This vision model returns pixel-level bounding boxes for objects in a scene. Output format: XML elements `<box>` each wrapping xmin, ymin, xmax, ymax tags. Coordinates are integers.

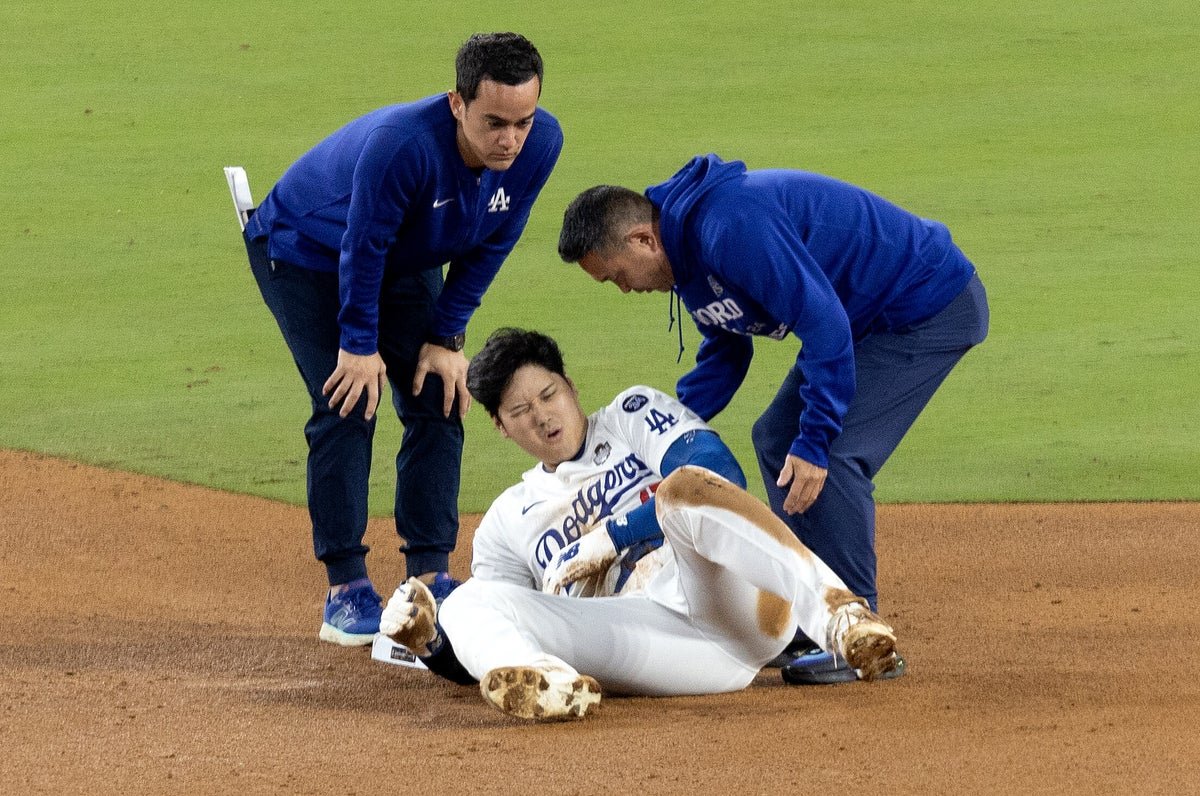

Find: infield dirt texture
<box><xmin>4</xmin><ymin>3</ymin><xmax>1198</xmax><ymax>793</ymax></box>
<box><xmin>3</xmin><ymin>449</ymin><xmax>1197</xmax><ymax>794</ymax></box>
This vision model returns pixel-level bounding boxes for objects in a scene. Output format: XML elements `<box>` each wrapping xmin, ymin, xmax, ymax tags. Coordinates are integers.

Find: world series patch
<box><xmin>622</xmin><ymin>394</ymin><xmax>649</xmax><ymax>412</ymax></box>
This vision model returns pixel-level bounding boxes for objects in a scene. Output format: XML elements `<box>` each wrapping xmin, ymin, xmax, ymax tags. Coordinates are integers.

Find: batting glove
<box><xmin>542</xmin><ymin>528</ymin><xmax>618</xmax><ymax>596</ymax></box>
<box><xmin>379</xmin><ymin>576</ymin><xmax>440</xmax><ymax>656</ymax></box>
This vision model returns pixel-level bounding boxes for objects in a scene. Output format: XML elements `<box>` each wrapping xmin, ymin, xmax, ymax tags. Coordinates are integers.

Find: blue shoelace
<box><xmin>337</xmin><ymin>585</ymin><xmax>381</xmax><ymax>618</ymax></box>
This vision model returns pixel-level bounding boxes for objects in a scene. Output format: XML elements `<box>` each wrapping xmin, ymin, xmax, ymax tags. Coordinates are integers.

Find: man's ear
<box><xmin>493</xmin><ymin>415</ymin><xmax>509</xmax><ymax>438</ymax></box>
<box><xmin>626</xmin><ymin>222</ymin><xmax>659</xmax><ymax>252</ymax></box>
<box><xmin>447</xmin><ymin>90</ymin><xmax>465</xmax><ymax>121</ymax></box>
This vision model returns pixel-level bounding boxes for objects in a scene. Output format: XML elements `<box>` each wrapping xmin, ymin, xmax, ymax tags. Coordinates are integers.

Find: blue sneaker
<box><xmin>781</xmin><ymin>647</ymin><xmax>907</xmax><ymax>685</ymax></box>
<box><xmin>426</xmin><ymin>571</ymin><xmax>461</xmax><ymax>603</ymax></box>
<box><xmin>319</xmin><ymin>578</ymin><xmax>383</xmax><ymax>647</ymax></box>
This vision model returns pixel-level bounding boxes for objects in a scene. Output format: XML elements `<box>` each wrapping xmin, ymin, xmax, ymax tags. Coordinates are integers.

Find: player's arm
<box><xmin>611</xmin><ymin>388</ymin><xmax>747</xmax><ymax>547</ymax></box>
<box><xmin>715</xmin><ymin>209</ymin><xmax>855</xmax><ymax>512</ymax></box>
<box><xmin>543</xmin><ymin>389</ymin><xmax>747</xmax><ymax>594</ymax></box>
<box><xmin>605</xmin><ymin>429</ymin><xmax>745</xmax><ymax>550</ymax></box>
<box><xmin>675</xmin><ymin>327</ymin><xmax>754</xmax><ymax>422</ymax></box>
<box><xmin>324</xmin><ymin>128</ymin><xmax>419</xmax><ymax>419</ymax></box>
<box><xmin>542</xmin><ymin>431</ymin><xmax>745</xmax><ymax>594</ymax></box>
<box><xmin>419</xmin><ymin>122</ymin><xmax>564</xmax><ymax>417</ymax></box>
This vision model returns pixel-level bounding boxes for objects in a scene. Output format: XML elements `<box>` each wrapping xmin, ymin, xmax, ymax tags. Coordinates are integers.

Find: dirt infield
<box><xmin>2</xmin><ymin>449</ymin><xmax>1197</xmax><ymax>794</ymax></box>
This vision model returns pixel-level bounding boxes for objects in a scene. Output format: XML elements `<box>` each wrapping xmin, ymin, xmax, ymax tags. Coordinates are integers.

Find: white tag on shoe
<box><xmin>370</xmin><ymin>634</ymin><xmax>428</xmax><ymax>669</ymax></box>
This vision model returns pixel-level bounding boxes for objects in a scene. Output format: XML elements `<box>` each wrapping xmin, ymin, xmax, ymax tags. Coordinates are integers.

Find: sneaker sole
<box><xmin>318</xmin><ymin>623</ymin><xmax>376</xmax><ymax>647</ymax></box>
<box><xmin>782</xmin><ymin>652</ymin><xmax>907</xmax><ymax>685</ymax></box>
<box><xmin>481</xmin><ymin>667</ymin><xmax>602</xmax><ymax>721</ymax></box>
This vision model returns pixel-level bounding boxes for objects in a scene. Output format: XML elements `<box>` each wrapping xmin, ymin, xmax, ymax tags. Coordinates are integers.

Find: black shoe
<box><xmin>781</xmin><ymin>647</ymin><xmax>907</xmax><ymax>685</ymax></box>
<box><xmin>763</xmin><ymin>629</ymin><xmax>820</xmax><ymax>668</ymax></box>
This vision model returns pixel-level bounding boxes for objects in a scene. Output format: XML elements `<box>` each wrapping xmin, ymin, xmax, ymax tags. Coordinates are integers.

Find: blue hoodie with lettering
<box><xmin>646</xmin><ymin>154</ymin><xmax>974</xmax><ymax>468</ymax></box>
<box><xmin>246</xmin><ymin>94</ymin><xmax>563</xmax><ymax>355</ymax></box>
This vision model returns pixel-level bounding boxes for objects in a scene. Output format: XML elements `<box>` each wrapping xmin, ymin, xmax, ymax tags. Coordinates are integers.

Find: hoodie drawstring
<box><xmin>668</xmin><ymin>290</ymin><xmax>685</xmax><ymax>364</ymax></box>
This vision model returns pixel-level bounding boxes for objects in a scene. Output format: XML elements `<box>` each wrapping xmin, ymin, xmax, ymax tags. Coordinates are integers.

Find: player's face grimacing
<box><xmin>494</xmin><ymin>364</ymin><xmax>588</xmax><ymax>471</ymax></box>
<box><xmin>450</xmin><ymin>77</ymin><xmax>541</xmax><ymax>171</ymax></box>
<box><xmin>578</xmin><ymin>232</ymin><xmax>675</xmax><ymax>294</ymax></box>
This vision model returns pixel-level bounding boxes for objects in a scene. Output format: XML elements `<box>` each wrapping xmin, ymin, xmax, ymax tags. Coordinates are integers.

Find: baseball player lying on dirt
<box><xmin>380</xmin><ymin>328</ymin><xmax>899</xmax><ymax>721</ymax></box>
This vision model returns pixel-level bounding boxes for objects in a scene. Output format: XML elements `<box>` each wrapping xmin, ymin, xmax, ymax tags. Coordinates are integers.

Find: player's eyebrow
<box><xmin>503</xmin><ymin>380</ymin><xmax>557</xmax><ymax>415</ymax></box>
<box><xmin>485</xmin><ymin>111</ymin><xmax>536</xmax><ymax>125</ymax></box>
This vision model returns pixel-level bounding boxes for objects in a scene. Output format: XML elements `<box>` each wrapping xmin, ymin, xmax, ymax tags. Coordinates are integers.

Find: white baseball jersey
<box><xmin>470</xmin><ymin>385</ymin><xmax>708</xmax><ymax>596</ymax></box>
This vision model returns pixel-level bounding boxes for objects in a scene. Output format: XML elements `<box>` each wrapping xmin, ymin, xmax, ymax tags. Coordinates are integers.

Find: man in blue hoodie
<box><xmin>242</xmin><ymin>33</ymin><xmax>563</xmax><ymax>646</ymax></box>
<box><xmin>558</xmin><ymin>155</ymin><xmax>987</xmax><ymax>682</ymax></box>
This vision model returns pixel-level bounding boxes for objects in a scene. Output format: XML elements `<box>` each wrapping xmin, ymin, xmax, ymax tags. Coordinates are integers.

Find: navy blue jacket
<box><xmin>647</xmin><ymin>155</ymin><xmax>974</xmax><ymax>468</ymax></box>
<box><xmin>246</xmin><ymin>94</ymin><xmax>563</xmax><ymax>354</ymax></box>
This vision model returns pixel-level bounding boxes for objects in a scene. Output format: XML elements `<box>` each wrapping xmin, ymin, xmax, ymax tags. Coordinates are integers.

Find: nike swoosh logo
<box><xmin>521</xmin><ymin>500</ymin><xmax>546</xmax><ymax>515</ymax></box>
<box><xmin>433</xmin><ymin>198</ymin><xmax>455</xmax><ymax>208</ymax></box>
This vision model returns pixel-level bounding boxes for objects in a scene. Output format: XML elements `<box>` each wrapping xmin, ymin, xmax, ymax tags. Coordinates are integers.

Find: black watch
<box><xmin>427</xmin><ymin>332</ymin><xmax>466</xmax><ymax>352</ymax></box>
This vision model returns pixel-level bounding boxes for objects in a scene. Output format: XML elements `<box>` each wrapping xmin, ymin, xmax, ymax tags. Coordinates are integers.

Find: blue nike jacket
<box><xmin>646</xmin><ymin>154</ymin><xmax>975</xmax><ymax>469</ymax></box>
<box><xmin>245</xmin><ymin>94</ymin><xmax>563</xmax><ymax>354</ymax></box>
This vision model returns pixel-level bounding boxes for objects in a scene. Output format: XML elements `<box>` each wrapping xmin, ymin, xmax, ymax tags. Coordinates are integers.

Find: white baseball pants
<box><xmin>438</xmin><ymin>466</ymin><xmax>865</xmax><ymax>696</ymax></box>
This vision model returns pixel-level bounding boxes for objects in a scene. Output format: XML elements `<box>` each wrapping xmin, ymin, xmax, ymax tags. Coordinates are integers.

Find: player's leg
<box><xmin>652</xmin><ymin>466</ymin><xmax>896</xmax><ymax>679</ymax></box>
<box><xmin>752</xmin><ymin>275</ymin><xmax>989</xmax><ymax>610</ymax></box>
<box><xmin>776</xmin><ymin>276</ymin><xmax>988</xmax><ymax>681</ymax></box>
<box><xmin>438</xmin><ymin>579</ymin><xmax>765</xmax><ymax>707</ymax></box>
<box><xmin>809</xmin><ymin>271</ymin><xmax>990</xmax><ymax>602</ymax></box>
<box><xmin>246</xmin><ymin>235</ymin><xmax>380</xmax><ymax>644</ymax></box>
<box><xmin>376</xmin><ymin>268</ymin><xmax>463</xmax><ymax>581</ymax></box>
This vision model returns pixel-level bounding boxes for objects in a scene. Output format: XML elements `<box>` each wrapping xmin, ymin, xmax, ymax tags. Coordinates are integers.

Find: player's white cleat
<box><xmin>826</xmin><ymin>602</ymin><xmax>898</xmax><ymax>682</ymax></box>
<box><xmin>480</xmin><ymin>666</ymin><xmax>602</xmax><ymax>721</ymax></box>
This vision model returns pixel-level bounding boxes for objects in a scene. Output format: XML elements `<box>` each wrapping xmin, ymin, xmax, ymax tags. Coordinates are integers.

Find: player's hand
<box><xmin>380</xmin><ymin>577</ymin><xmax>440</xmax><ymax>656</ymax></box>
<box><xmin>776</xmin><ymin>454</ymin><xmax>828</xmax><ymax>514</ymax></box>
<box><xmin>322</xmin><ymin>349</ymin><xmax>387</xmax><ymax>420</ymax></box>
<box><xmin>412</xmin><ymin>343</ymin><xmax>470</xmax><ymax>419</ymax></box>
<box><xmin>542</xmin><ymin>529</ymin><xmax>618</xmax><ymax>596</ymax></box>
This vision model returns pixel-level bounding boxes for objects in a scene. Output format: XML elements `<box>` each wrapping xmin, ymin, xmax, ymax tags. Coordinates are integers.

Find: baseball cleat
<box><xmin>825</xmin><ymin>602</ymin><xmax>899</xmax><ymax>682</ymax></box>
<box><xmin>764</xmin><ymin>627</ymin><xmax>820</xmax><ymax>668</ymax></box>
<box><xmin>781</xmin><ymin>647</ymin><xmax>907</xmax><ymax>685</ymax></box>
<box><xmin>380</xmin><ymin>577</ymin><xmax>439</xmax><ymax>655</ymax></box>
<box><xmin>318</xmin><ymin>579</ymin><xmax>383</xmax><ymax>647</ymax></box>
<box><xmin>480</xmin><ymin>666</ymin><xmax>602</xmax><ymax>721</ymax></box>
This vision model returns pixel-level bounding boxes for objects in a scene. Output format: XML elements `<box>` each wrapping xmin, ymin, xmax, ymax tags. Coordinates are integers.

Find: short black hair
<box><xmin>455</xmin><ymin>33</ymin><xmax>544</xmax><ymax>103</ymax></box>
<box><xmin>558</xmin><ymin>185</ymin><xmax>656</xmax><ymax>263</ymax></box>
<box><xmin>467</xmin><ymin>328</ymin><xmax>566</xmax><ymax>417</ymax></box>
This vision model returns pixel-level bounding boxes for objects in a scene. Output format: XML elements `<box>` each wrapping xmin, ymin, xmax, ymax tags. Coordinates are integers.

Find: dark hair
<box><xmin>455</xmin><ymin>33</ymin><xmax>544</xmax><ymax>102</ymax></box>
<box><xmin>467</xmin><ymin>328</ymin><xmax>566</xmax><ymax>417</ymax></box>
<box><xmin>557</xmin><ymin>185</ymin><xmax>655</xmax><ymax>263</ymax></box>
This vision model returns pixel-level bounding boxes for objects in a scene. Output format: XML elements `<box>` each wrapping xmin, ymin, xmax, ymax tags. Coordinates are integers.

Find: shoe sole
<box><xmin>782</xmin><ymin>651</ymin><xmax>907</xmax><ymax>685</ymax></box>
<box><xmin>842</xmin><ymin>620</ymin><xmax>898</xmax><ymax>681</ymax></box>
<box><xmin>481</xmin><ymin>667</ymin><xmax>601</xmax><ymax>721</ymax></box>
<box><xmin>318</xmin><ymin>623</ymin><xmax>376</xmax><ymax>647</ymax></box>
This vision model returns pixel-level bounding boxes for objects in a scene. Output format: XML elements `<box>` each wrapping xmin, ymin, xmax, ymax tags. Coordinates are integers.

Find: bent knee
<box><xmin>657</xmin><ymin>465</ymin><xmax>735</xmax><ymax>510</ymax></box>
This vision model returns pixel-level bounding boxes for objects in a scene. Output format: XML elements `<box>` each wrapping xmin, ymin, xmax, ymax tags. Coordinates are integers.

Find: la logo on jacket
<box><xmin>487</xmin><ymin>187</ymin><xmax>510</xmax><ymax>213</ymax></box>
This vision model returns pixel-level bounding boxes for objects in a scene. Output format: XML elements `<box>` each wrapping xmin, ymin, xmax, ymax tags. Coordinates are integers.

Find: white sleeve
<box><xmin>607</xmin><ymin>386</ymin><xmax>713</xmax><ymax>475</ymax></box>
<box><xmin>470</xmin><ymin>498</ymin><xmax>538</xmax><ymax>589</ymax></box>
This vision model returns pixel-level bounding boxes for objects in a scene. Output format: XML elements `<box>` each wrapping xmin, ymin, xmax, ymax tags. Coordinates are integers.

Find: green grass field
<box><xmin>2</xmin><ymin>2</ymin><xmax>1196</xmax><ymax>512</ymax></box>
